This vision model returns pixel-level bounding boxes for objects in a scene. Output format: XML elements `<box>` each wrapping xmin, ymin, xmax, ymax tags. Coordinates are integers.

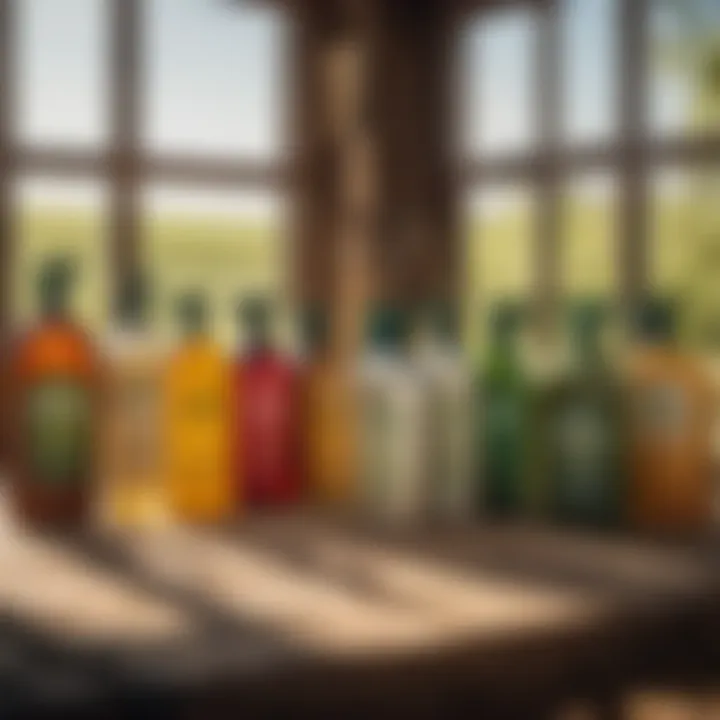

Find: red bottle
<box><xmin>234</xmin><ymin>299</ymin><xmax>302</xmax><ymax>507</ymax></box>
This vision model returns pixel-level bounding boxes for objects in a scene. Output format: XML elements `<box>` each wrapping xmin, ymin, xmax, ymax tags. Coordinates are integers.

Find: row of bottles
<box><xmin>5</xmin><ymin>256</ymin><xmax>719</xmax><ymax>534</ymax></box>
<box><xmin>483</xmin><ymin>299</ymin><xmax>717</xmax><ymax>532</ymax></box>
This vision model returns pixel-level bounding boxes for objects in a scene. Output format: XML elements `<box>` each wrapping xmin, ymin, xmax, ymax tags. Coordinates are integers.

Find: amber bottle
<box><xmin>165</xmin><ymin>293</ymin><xmax>233</xmax><ymax>523</ymax></box>
<box><xmin>628</xmin><ymin>298</ymin><xmax>715</xmax><ymax>532</ymax></box>
<box><xmin>9</xmin><ymin>257</ymin><xmax>99</xmax><ymax>527</ymax></box>
<box><xmin>302</xmin><ymin>307</ymin><xmax>357</xmax><ymax>506</ymax></box>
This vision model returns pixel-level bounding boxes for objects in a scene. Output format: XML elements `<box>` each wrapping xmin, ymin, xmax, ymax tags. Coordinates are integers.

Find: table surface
<box><xmin>0</xmin><ymin>510</ymin><xmax>718</xmax><ymax>717</ymax></box>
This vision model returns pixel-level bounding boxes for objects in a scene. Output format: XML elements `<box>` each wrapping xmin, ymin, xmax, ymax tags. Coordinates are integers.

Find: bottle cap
<box><xmin>489</xmin><ymin>300</ymin><xmax>524</xmax><ymax>340</ymax></box>
<box><xmin>118</xmin><ymin>269</ymin><xmax>150</xmax><ymax>328</ymax></box>
<box><xmin>175</xmin><ymin>292</ymin><xmax>207</xmax><ymax>336</ymax></box>
<box><xmin>634</xmin><ymin>296</ymin><xmax>676</xmax><ymax>343</ymax></box>
<box><xmin>38</xmin><ymin>255</ymin><xmax>76</xmax><ymax>315</ymax></box>
<box><xmin>237</xmin><ymin>295</ymin><xmax>274</xmax><ymax>347</ymax></box>
<box><xmin>367</xmin><ymin>304</ymin><xmax>408</xmax><ymax>350</ymax></box>
<box><xmin>302</xmin><ymin>305</ymin><xmax>329</xmax><ymax>352</ymax></box>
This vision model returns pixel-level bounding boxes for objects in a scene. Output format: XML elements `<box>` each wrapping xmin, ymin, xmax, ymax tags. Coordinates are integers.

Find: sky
<box><xmin>14</xmin><ymin>0</ymin><xmax>699</xmax><ymax>210</ymax></box>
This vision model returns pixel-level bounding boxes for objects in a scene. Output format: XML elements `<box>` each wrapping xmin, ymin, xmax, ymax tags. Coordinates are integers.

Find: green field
<box><xmin>12</xmin><ymin>172</ymin><xmax>720</xmax><ymax>353</ymax></box>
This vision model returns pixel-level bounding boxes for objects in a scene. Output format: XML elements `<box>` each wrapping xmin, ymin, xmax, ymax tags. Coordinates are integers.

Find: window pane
<box><xmin>651</xmin><ymin>168</ymin><xmax>720</xmax><ymax>348</ymax></box>
<box><xmin>560</xmin><ymin>0</ymin><xmax>619</xmax><ymax>144</ymax></box>
<box><xmin>648</xmin><ymin>0</ymin><xmax>720</xmax><ymax>138</ymax></box>
<box><xmin>462</xmin><ymin>10</ymin><xmax>537</xmax><ymax>158</ymax></box>
<box><xmin>561</xmin><ymin>174</ymin><xmax>619</xmax><ymax>301</ymax></box>
<box><xmin>143</xmin><ymin>186</ymin><xmax>287</xmax><ymax>349</ymax></box>
<box><xmin>16</xmin><ymin>0</ymin><xmax>109</xmax><ymax>147</ymax></box>
<box><xmin>464</xmin><ymin>185</ymin><xmax>535</xmax><ymax>355</ymax></box>
<box><xmin>13</xmin><ymin>178</ymin><xmax>109</xmax><ymax>331</ymax></box>
<box><xmin>144</xmin><ymin>0</ymin><xmax>287</xmax><ymax>159</ymax></box>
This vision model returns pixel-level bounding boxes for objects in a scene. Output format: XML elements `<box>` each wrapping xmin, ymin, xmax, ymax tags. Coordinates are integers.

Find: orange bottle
<box><xmin>164</xmin><ymin>293</ymin><xmax>233</xmax><ymax>523</ymax></box>
<box><xmin>302</xmin><ymin>307</ymin><xmax>356</xmax><ymax>505</ymax></box>
<box><xmin>627</xmin><ymin>298</ymin><xmax>715</xmax><ymax>532</ymax></box>
<box><xmin>9</xmin><ymin>257</ymin><xmax>99</xmax><ymax>527</ymax></box>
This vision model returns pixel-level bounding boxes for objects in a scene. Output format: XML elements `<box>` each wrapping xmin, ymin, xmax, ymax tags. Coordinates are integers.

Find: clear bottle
<box><xmin>413</xmin><ymin>301</ymin><xmax>474</xmax><ymax>523</ymax></box>
<box><xmin>9</xmin><ymin>256</ymin><xmax>99</xmax><ymax>527</ymax></box>
<box><xmin>358</xmin><ymin>306</ymin><xmax>426</xmax><ymax>525</ymax></box>
<box><xmin>165</xmin><ymin>293</ymin><xmax>233</xmax><ymax>523</ymax></box>
<box><xmin>101</xmin><ymin>270</ymin><xmax>168</xmax><ymax>528</ymax></box>
<box><xmin>627</xmin><ymin>298</ymin><xmax>715</xmax><ymax>532</ymax></box>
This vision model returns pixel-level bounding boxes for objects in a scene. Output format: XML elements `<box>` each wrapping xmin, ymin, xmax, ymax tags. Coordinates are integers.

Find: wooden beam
<box><xmin>534</xmin><ymin>0</ymin><xmax>561</xmax><ymax>326</ymax></box>
<box><xmin>618</xmin><ymin>0</ymin><xmax>649</xmax><ymax>311</ymax></box>
<box><xmin>458</xmin><ymin>135</ymin><xmax>720</xmax><ymax>185</ymax></box>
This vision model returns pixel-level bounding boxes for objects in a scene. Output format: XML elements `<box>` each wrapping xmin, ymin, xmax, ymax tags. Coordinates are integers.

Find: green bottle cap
<box><xmin>425</xmin><ymin>299</ymin><xmax>459</xmax><ymax>343</ymax></box>
<box><xmin>302</xmin><ymin>305</ymin><xmax>329</xmax><ymax>352</ymax></box>
<box><xmin>237</xmin><ymin>295</ymin><xmax>274</xmax><ymax>347</ymax></box>
<box><xmin>118</xmin><ymin>269</ymin><xmax>150</xmax><ymax>328</ymax></box>
<box><xmin>367</xmin><ymin>305</ymin><xmax>408</xmax><ymax>350</ymax></box>
<box><xmin>175</xmin><ymin>292</ymin><xmax>207</xmax><ymax>336</ymax></box>
<box><xmin>634</xmin><ymin>296</ymin><xmax>676</xmax><ymax>343</ymax></box>
<box><xmin>38</xmin><ymin>255</ymin><xmax>76</xmax><ymax>316</ymax></box>
<box><xmin>489</xmin><ymin>301</ymin><xmax>523</xmax><ymax>340</ymax></box>
<box><xmin>568</xmin><ymin>299</ymin><xmax>607</xmax><ymax>338</ymax></box>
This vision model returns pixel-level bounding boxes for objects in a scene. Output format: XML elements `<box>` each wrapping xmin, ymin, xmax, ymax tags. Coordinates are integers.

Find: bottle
<box><xmin>101</xmin><ymin>270</ymin><xmax>167</xmax><ymax>528</ymax></box>
<box><xmin>9</xmin><ymin>256</ymin><xmax>98</xmax><ymax>527</ymax></box>
<box><xmin>413</xmin><ymin>301</ymin><xmax>474</xmax><ymax>523</ymax></box>
<box><xmin>546</xmin><ymin>302</ymin><xmax>623</xmax><ymax>527</ymax></box>
<box><xmin>357</xmin><ymin>305</ymin><xmax>426</xmax><ymax>525</ymax></box>
<box><xmin>481</xmin><ymin>302</ymin><xmax>529</xmax><ymax>517</ymax></box>
<box><xmin>235</xmin><ymin>298</ymin><xmax>301</xmax><ymax>507</ymax></box>
<box><xmin>165</xmin><ymin>293</ymin><xmax>233</xmax><ymax>523</ymax></box>
<box><xmin>302</xmin><ymin>306</ymin><xmax>357</xmax><ymax>506</ymax></box>
<box><xmin>627</xmin><ymin>298</ymin><xmax>715</xmax><ymax>532</ymax></box>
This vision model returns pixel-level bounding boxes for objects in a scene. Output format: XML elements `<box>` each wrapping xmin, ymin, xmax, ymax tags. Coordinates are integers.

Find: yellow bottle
<box><xmin>303</xmin><ymin>308</ymin><xmax>356</xmax><ymax>505</ymax></box>
<box><xmin>102</xmin><ymin>271</ymin><xmax>168</xmax><ymax>528</ymax></box>
<box><xmin>165</xmin><ymin>293</ymin><xmax>234</xmax><ymax>523</ymax></box>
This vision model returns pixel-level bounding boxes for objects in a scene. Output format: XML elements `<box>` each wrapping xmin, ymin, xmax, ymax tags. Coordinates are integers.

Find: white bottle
<box><xmin>357</xmin><ymin>308</ymin><xmax>427</xmax><ymax>525</ymax></box>
<box><xmin>413</xmin><ymin>305</ymin><xmax>475</xmax><ymax>523</ymax></box>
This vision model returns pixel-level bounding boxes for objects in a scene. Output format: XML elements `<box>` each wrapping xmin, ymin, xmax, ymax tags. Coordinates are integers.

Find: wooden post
<box><xmin>110</xmin><ymin>0</ymin><xmax>141</xmax><ymax>316</ymax></box>
<box><xmin>619</xmin><ymin>0</ymin><xmax>649</xmax><ymax>314</ymax></box>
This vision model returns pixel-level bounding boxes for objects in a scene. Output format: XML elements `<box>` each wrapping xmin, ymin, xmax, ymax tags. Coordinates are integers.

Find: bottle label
<box><xmin>111</xmin><ymin>374</ymin><xmax>161</xmax><ymax>479</ymax></box>
<box><xmin>25</xmin><ymin>379</ymin><xmax>91</xmax><ymax>486</ymax></box>
<box><xmin>555</xmin><ymin>404</ymin><xmax>608</xmax><ymax>502</ymax></box>
<box><xmin>636</xmin><ymin>384</ymin><xmax>687</xmax><ymax>438</ymax></box>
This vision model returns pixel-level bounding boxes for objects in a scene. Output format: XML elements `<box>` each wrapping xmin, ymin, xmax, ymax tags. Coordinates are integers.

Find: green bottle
<box><xmin>480</xmin><ymin>302</ymin><xmax>529</xmax><ymax>516</ymax></box>
<box><xmin>546</xmin><ymin>301</ymin><xmax>624</xmax><ymax>527</ymax></box>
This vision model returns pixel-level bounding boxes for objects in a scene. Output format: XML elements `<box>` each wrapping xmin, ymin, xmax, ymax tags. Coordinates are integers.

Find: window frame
<box><xmin>0</xmin><ymin>0</ymin><xmax>291</xmax><ymax>329</ymax></box>
<box><xmin>457</xmin><ymin>0</ymin><xmax>720</xmax><ymax>315</ymax></box>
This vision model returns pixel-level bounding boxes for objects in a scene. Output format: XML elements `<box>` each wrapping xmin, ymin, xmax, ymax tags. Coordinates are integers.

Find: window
<box><xmin>16</xmin><ymin>0</ymin><xmax>109</xmax><ymax>148</ymax></box>
<box><xmin>560</xmin><ymin>0</ymin><xmax>619</xmax><ymax>144</ymax></box>
<box><xmin>648</xmin><ymin>0</ymin><xmax>720</xmax><ymax>138</ymax></box>
<box><xmin>144</xmin><ymin>0</ymin><xmax>287</xmax><ymax>160</ymax></box>
<box><xmin>12</xmin><ymin>178</ymin><xmax>109</xmax><ymax>329</ymax></box>
<box><xmin>462</xmin><ymin>9</ymin><xmax>537</xmax><ymax>159</ymax></box>
<box><xmin>3</xmin><ymin>0</ymin><xmax>290</xmax><ymax>339</ymax></box>
<box><xmin>464</xmin><ymin>185</ymin><xmax>535</xmax><ymax>355</ymax></box>
<box><xmin>561</xmin><ymin>174</ymin><xmax>619</xmax><ymax>301</ymax></box>
<box><xmin>460</xmin><ymin>0</ymin><xmax>720</xmax><ymax>353</ymax></box>
<box><xmin>143</xmin><ymin>185</ymin><xmax>286</xmax><ymax>348</ymax></box>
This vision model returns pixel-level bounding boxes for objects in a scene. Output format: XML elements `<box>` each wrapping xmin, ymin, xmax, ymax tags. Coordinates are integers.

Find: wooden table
<box><xmin>0</xmin><ymin>512</ymin><xmax>718</xmax><ymax>719</ymax></box>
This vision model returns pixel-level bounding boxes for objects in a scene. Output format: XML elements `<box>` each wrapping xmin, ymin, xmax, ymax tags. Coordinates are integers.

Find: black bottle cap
<box><xmin>237</xmin><ymin>295</ymin><xmax>274</xmax><ymax>348</ymax></box>
<box><xmin>367</xmin><ymin>304</ymin><xmax>409</xmax><ymax>350</ymax></box>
